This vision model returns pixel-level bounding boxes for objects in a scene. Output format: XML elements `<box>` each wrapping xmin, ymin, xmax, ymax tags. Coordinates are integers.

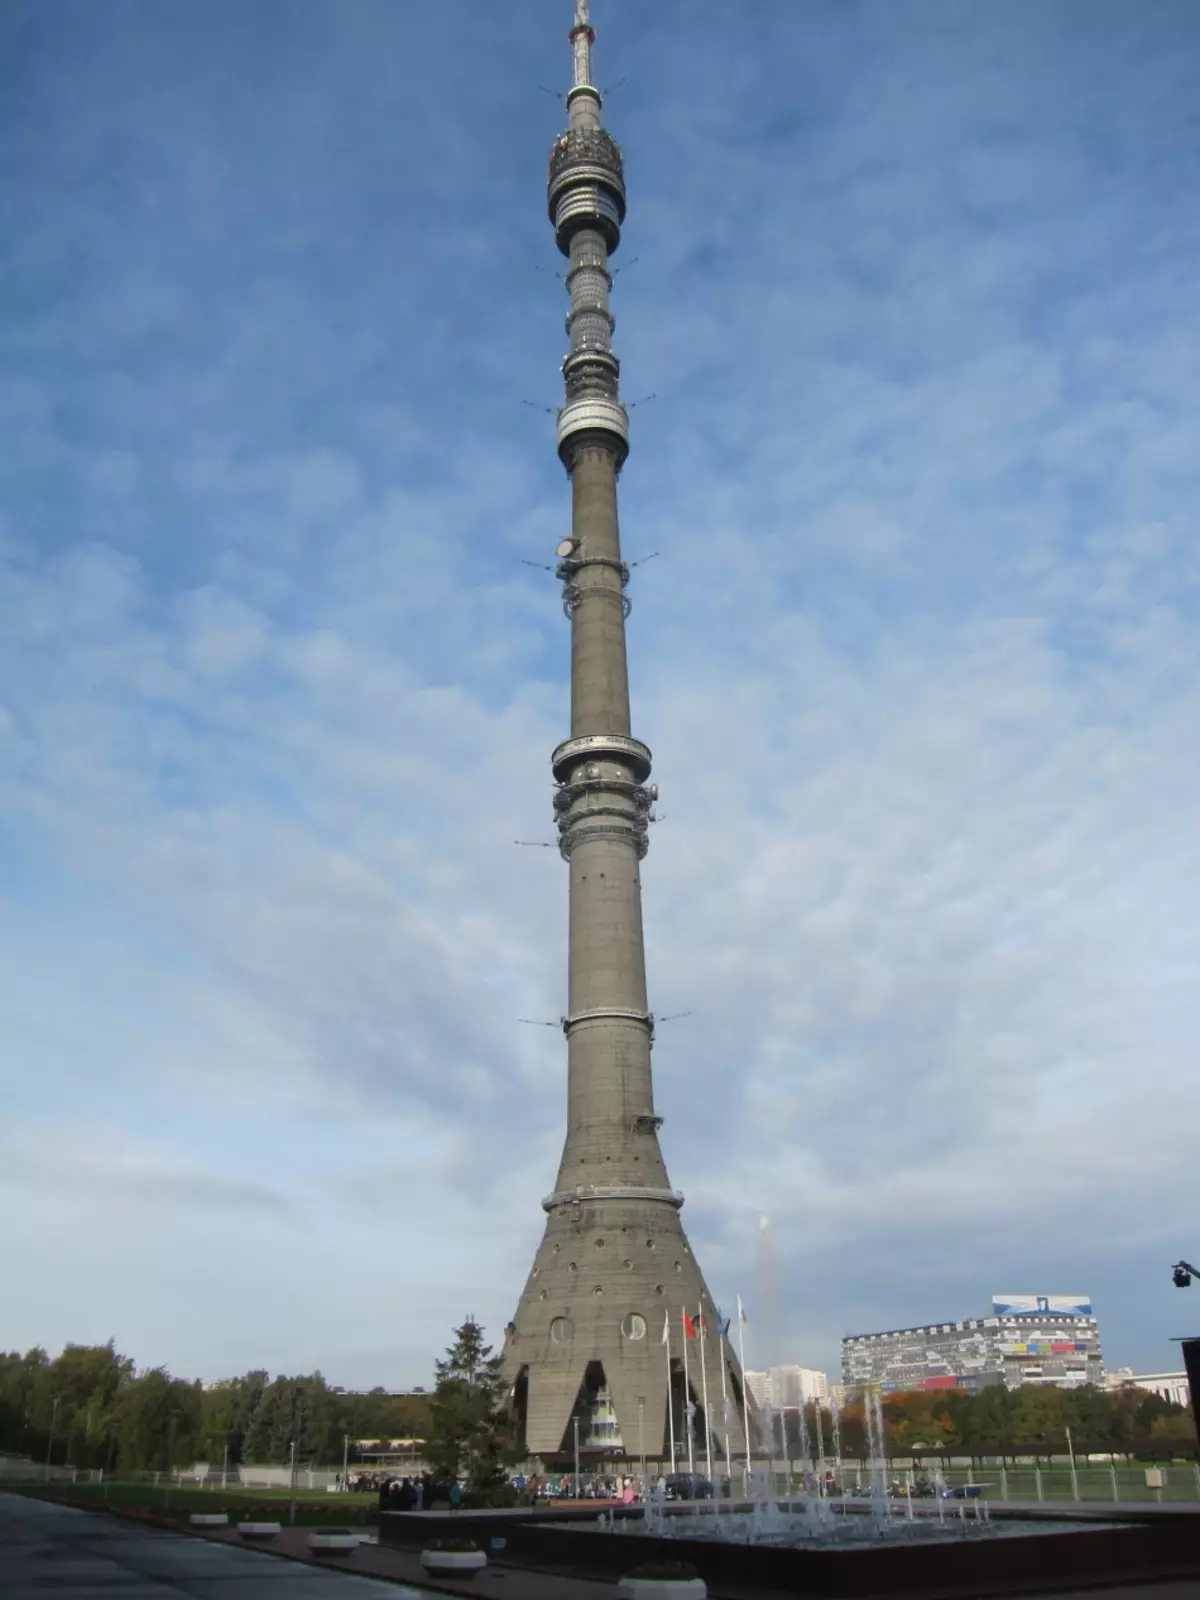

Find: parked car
<box><xmin>664</xmin><ymin>1473</ymin><xmax>714</xmax><ymax>1501</ymax></box>
<box><xmin>941</xmin><ymin>1483</ymin><xmax>984</xmax><ymax>1499</ymax></box>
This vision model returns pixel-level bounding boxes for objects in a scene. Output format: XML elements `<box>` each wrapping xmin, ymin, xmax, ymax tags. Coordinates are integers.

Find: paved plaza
<box><xmin>0</xmin><ymin>1493</ymin><xmax>425</xmax><ymax>1600</ymax></box>
<box><xmin>4</xmin><ymin>1489</ymin><xmax>1200</xmax><ymax>1600</ymax></box>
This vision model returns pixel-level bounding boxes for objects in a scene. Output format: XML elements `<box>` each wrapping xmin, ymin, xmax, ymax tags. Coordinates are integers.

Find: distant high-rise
<box><xmin>745</xmin><ymin>1366</ymin><xmax>829</xmax><ymax>1409</ymax></box>
<box><xmin>843</xmin><ymin>1296</ymin><xmax>1103</xmax><ymax>1394</ymax></box>
<box><xmin>502</xmin><ymin>1</ymin><xmax>750</xmax><ymax>1467</ymax></box>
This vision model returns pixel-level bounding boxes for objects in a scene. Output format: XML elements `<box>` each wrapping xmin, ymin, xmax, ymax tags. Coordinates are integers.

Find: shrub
<box><xmin>424</xmin><ymin>1537</ymin><xmax>481</xmax><ymax>1553</ymax></box>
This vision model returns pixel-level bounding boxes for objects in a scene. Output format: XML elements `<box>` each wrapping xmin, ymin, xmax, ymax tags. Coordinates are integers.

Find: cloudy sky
<box><xmin>2</xmin><ymin>0</ymin><xmax>1198</xmax><ymax>1390</ymax></box>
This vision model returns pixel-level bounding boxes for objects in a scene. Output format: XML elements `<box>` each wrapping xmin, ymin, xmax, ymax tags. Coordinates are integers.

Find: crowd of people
<box><xmin>344</xmin><ymin>1466</ymin><xmax>860</xmax><ymax>1506</ymax></box>
<box><xmin>531</xmin><ymin>1473</ymin><xmax>640</xmax><ymax>1502</ymax></box>
<box><xmin>358</xmin><ymin>1470</ymin><xmax>647</xmax><ymax>1509</ymax></box>
<box><xmin>334</xmin><ymin>1471</ymin><xmax>395</xmax><ymax>1494</ymax></box>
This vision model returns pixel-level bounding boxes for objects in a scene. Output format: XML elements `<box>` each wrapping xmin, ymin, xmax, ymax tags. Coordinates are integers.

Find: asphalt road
<box><xmin>0</xmin><ymin>1492</ymin><xmax>428</xmax><ymax>1600</ymax></box>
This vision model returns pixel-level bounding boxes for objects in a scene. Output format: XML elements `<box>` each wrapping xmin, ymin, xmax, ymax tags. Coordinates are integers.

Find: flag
<box><xmin>661</xmin><ymin>1311</ymin><xmax>670</xmax><ymax>1345</ymax></box>
<box><xmin>737</xmin><ymin>1295</ymin><xmax>748</xmax><ymax>1325</ymax></box>
<box><xmin>716</xmin><ymin>1307</ymin><xmax>732</xmax><ymax>1339</ymax></box>
<box><xmin>683</xmin><ymin>1311</ymin><xmax>697</xmax><ymax>1340</ymax></box>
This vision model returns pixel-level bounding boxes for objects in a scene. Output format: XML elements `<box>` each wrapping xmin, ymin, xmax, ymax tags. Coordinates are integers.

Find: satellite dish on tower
<box><xmin>556</xmin><ymin>538</ymin><xmax>576</xmax><ymax>558</ymax></box>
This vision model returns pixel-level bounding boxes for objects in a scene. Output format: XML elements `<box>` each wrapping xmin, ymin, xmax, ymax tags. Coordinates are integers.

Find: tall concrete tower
<box><xmin>504</xmin><ymin>0</ymin><xmax>751</xmax><ymax>1470</ymax></box>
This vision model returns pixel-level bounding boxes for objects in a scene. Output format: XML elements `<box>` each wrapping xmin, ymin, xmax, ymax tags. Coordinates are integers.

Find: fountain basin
<box><xmin>380</xmin><ymin>1502</ymin><xmax>1200</xmax><ymax>1597</ymax></box>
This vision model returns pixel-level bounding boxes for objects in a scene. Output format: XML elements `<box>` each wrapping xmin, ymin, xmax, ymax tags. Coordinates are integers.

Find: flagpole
<box><xmin>736</xmin><ymin>1295</ymin><xmax>752</xmax><ymax>1493</ymax></box>
<box><xmin>680</xmin><ymin>1306</ymin><xmax>695</xmax><ymax>1477</ymax></box>
<box><xmin>718</xmin><ymin>1319</ymin><xmax>733</xmax><ymax>1487</ymax></box>
<box><xmin>663</xmin><ymin>1310</ymin><xmax>675</xmax><ymax>1473</ymax></box>
<box><xmin>698</xmin><ymin>1304</ymin><xmax>713</xmax><ymax>1485</ymax></box>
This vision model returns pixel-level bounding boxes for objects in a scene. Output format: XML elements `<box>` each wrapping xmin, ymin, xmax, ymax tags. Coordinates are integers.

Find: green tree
<box><xmin>112</xmin><ymin>1368</ymin><xmax>202</xmax><ymax>1472</ymax></box>
<box><xmin>1010</xmin><ymin>1383</ymin><xmax>1072</xmax><ymax>1455</ymax></box>
<box><xmin>424</xmin><ymin>1320</ymin><xmax>518</xmax><ymax>1493</ymax></box>
<box><xmin>198</xmin><ymin>1371</ymin><xmax>268</xmax><ymax>1466</ymax></box>
<box><xmin>242</xmin><ymin>1375</ymin><xmax>331</xmax><ymax>1465</ymax></box>
<box><xmin>1148</xmin><ymin>1407</ymin><xmax>1196</xmax><ymax>1442</ymax></box>
<box><xmin>46</xmin><ymin>1342</ymin><xmax>136</xmax><ymax>1469</ymax></box>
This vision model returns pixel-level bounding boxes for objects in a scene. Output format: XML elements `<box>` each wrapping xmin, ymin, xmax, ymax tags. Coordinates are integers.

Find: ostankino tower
<box><xmin>504</xmin><ymin>1</ymin><xmax>751</xmax><ymax>1472</ymax></box>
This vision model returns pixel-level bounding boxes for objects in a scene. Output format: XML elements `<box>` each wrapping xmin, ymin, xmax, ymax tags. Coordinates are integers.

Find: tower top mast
<box><xmin>570</xmin><ymin>0</ymin><xmax>594</xmax><ymax>90</ymax></box>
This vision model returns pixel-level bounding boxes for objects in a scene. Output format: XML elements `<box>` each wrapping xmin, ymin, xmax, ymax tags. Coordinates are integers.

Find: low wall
<box><xmin>379</xmin><ymin>1505</ymin><xmax>1200</xmax><ymax>1598</ymax></box>
<box><xmin>0</xmin><ymin>1462</ymin><xmax>77</xmax><ymax>1482</ymax></box>
<box><xmin>235</xmin><ymin>1466</ymin><xmax>342</xmax><ymax>1489</ymax></box>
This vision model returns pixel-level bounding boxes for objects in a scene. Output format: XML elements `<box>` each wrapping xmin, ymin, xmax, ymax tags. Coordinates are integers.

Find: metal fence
<box><xmin>793</xmin><ymin>1461</ymin><xmax>1200</xmax><ymax>1504</ymax></box>
<box><xmin>0</xmin><ymin>1462</ymin><xmax>429</xmax><ymax>1493</ymax></box>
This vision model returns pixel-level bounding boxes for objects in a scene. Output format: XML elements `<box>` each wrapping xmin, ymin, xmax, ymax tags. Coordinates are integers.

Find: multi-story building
<box><xmin>842</xmin><ymin>1295</ymin><xmax>1103</xmax><ymax>1395</ymax></box>
<box><xmin>744</xmin><ymin>1366</ymin><xmax>829</xmax><ymax>1407</ymax></box>
<box><xmin>743</xmin><ymin>1371</ymin><xmax>770</xmax><ymax>1409</ymax></box>
<box><xmin>1102</xmin><ymin>1370</ymin><xmax>1191</xmax><ymax>1408</ymax></box>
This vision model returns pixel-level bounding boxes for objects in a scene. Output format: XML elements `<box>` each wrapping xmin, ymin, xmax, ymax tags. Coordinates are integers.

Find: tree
<box><xmin>198</xmin><ymin>1371</ymin><xmax>268</xmax><ymax>1466</ymax></box>
<box><xmin>1011</xmin><ymin>1382</ymin><xmax>1071</xmax><ymax>1455</ymax></box>
<box><xmin>111</xmin><ymin>1368</ymin><xmax>201</xmax><ymax>1472</ymax></box>
<box><xmin>424</xmin><ymin>1320</ymin><xmax>518</xmax><ymax>1494</ymax></box>
<box><xmin>880</xmin><ymin>1390</ymin><xmax>960</xmax><ymax>1452</ymax></box>
<box><xmin>963</xmin><ymin>1383</ymin><xmax>1016</xmax><ymax>1454</ymax></box>
<box><xmin>835</xmin><ymin>1400</ymin><xmax>866</xmax><ymax>1459</ymax></box>
<box><xmin>242</xmin><ymin>1375</ymin><xmax>332</xmax><ymax>1465</ymax></box>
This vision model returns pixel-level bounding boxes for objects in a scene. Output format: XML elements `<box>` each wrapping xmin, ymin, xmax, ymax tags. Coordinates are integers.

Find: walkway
<box><xmin>0</xmin><ymin>1492</ymin><xmax>424</xmax><ymax>1600</ymax></box>
<box><xmin>3</xmin><ymin>1488</ymin><xmax>1199</xmax><ymax>1600</ymax></box>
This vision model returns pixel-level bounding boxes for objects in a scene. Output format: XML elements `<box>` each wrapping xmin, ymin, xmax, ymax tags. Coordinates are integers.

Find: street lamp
<box><xmin>288</xmin><ymin>1387</ymin><xmax>303</xmax><ymax>1526</ymax></box>
<box><xmin>44</xmin><ymin>1398</ymin><xmax>61</xmax><ymax>1480</ymax></box>
<box><xmin>165</xmin><ymin>1410</ymin><xmax>181</xmax><ymax>1509</ymax></box>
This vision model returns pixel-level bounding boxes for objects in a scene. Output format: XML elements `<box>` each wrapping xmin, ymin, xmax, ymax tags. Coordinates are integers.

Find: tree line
<box><xmin>796</xmin><ymin>1381</ymin><xmax>1194</xmax><ymax>1460</ymax></box>
<box><xmin>0</xmin><ymin>1342</ymin><xmax>431</xmax><ymax>1474</ymax></box>
<box><xmin>2</xmin><ymin>1336</ymin><xmax>1192</xmax><ymax>1475</ymax></box>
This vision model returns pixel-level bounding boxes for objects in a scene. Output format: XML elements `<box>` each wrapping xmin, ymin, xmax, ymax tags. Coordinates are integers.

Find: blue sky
<box><xmin>1</xmin><ymin>0</ymin><xmax>1198</xmax><ymax>1389</ymax></box>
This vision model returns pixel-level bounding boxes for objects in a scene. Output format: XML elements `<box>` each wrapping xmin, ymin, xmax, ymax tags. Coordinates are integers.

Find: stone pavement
<box><xmin>0</xmin><ymin>1491</ymin><xmax>620</xmax><ymax>1600</ymax></box>
<box><xmin>4</xmin><ymin>1489</ymin><xmax>1200</xmax><ymax>1600</ymax></box>
<box><xmin>201</xmin><ymin>1520</ymin><xmax>620</xmax><ymax>1599</ymax></box>
<box><xmin>0</xmin><ymin>1492</ymin><xmax>425</xmax><ymax>1600</ymax></box>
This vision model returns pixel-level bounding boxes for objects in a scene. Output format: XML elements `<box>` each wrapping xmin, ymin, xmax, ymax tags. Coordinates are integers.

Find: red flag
<box><xmin>683</xmin><ymin>1312</ymin><xmax>697</xmax><ymax>1340</ymax></box>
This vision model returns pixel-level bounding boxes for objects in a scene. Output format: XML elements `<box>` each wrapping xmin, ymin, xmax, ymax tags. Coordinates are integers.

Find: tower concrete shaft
<box><xmin>504</xmin><ymin>1</ymin><xmax>751</xmax><ymax>1472</ymax></box>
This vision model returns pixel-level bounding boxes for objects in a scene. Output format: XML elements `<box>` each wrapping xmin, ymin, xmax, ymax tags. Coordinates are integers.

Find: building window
<box><xmin>621</xmin><ymin>1313</ymin><xmax>647</xmax><ymax>1340</ymax></box>
<box><xmin>550</xmin><ymin>1317</ymin><xmax>574</xmax><ymax>1343</ymax></box>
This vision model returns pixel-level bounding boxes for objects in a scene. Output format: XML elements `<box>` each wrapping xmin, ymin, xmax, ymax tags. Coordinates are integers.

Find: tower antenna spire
<box><xmin>570</xmin><ymin>0</ymin><xmax>595</xmax><ymax>92</ymax></box>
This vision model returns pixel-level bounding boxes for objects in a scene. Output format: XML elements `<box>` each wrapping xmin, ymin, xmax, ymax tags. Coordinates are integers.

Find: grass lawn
<box><xmin>935</xmin><ymin>1465</ymin><xmax>1200</xmax><ymax>1503</ymax></box>
<box><xmin>8</xmin><ymin>1480</ymin><xmax>379</xmax><ymax>1527</ymax></box>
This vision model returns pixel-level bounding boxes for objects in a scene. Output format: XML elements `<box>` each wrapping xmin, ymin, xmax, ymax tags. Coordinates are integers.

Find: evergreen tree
<box><xmin>242</xmin><ymin>1375</ymin><xmax>330</xmax><ymax>1464</ymax></box>
<box><xmin>424</xmin><ymin>1319</ymin><xmax>518</xmax><ymax>1493</ymax></box>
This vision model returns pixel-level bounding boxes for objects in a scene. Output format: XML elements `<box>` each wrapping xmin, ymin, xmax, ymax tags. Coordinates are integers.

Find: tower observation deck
<box><xmin>504</xmin><ymin>1</ymin><xmax>752</xmax><ymax>1470</ymax></box>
